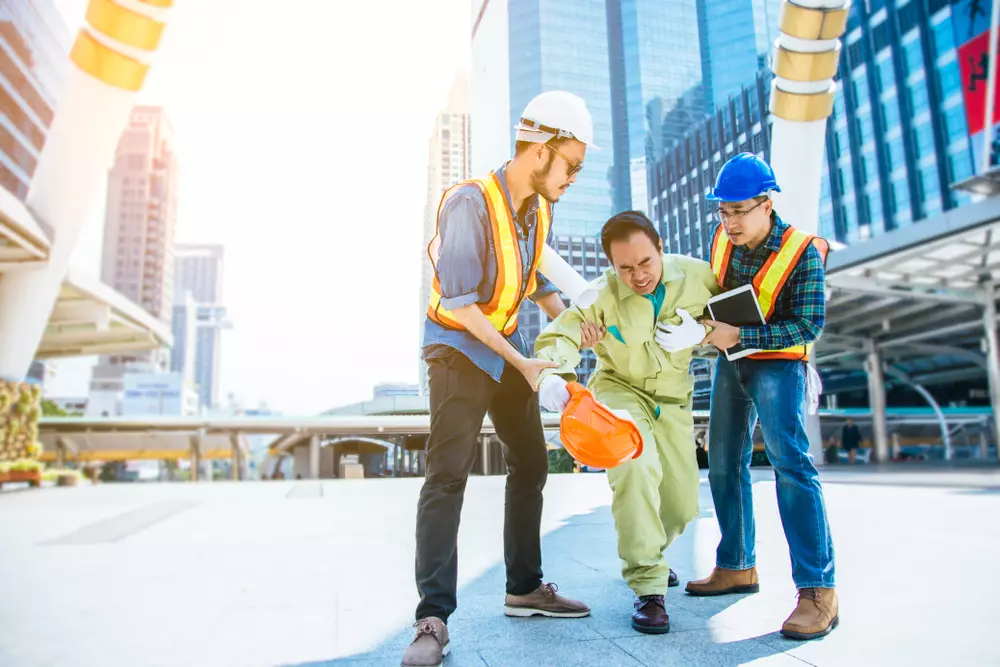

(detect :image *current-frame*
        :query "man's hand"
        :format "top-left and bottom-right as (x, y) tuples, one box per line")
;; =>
(515, 357), (559, 391)
(538, 375), (570, 413)
(701, 320), (740, 350)
(580, 320), (605, 350)
(654, 308), (706, 353)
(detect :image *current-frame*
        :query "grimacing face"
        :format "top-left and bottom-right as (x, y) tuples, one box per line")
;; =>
(530, 139), (586, 203)
(609, 230), (663, 296)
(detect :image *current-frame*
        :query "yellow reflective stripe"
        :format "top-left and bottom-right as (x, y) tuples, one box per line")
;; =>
(481, 176), (520, 331)
(70, 29), (149, 91)
(756, 229), (810, 318)
(711, 229), (730, 284)
(86, 0), (166, 51)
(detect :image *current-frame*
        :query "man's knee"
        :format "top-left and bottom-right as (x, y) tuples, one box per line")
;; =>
(608, 445), (661, 495)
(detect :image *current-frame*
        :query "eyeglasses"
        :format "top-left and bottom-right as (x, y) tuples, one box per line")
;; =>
(711, 198), (766, 222)
(544, 143), (584, 177)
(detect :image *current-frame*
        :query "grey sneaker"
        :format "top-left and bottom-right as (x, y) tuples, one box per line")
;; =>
(504, 582), (590, 618)
(401, 617), (450, 667)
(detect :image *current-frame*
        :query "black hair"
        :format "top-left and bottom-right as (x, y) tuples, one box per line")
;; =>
(600, 210), (661, 260)
(514, 137), (570, 156)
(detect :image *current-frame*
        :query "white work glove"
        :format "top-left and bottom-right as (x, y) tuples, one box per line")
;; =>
(654, 308), (706, 353)
(806, 364), (823, 415)
(538, 375), (570, 413)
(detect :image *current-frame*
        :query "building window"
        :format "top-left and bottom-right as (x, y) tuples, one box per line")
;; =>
(903, 37), (923, 78)
(932, 17), (955, 57)
(913, 123), (935, 159)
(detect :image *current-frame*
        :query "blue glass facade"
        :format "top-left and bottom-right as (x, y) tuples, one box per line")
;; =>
(509, 0), (615, 238)
(698, 0), (760, 113)
(819, 0), (973, 244)
(0, 0), (69, 201)
(654, 0), (975, 251)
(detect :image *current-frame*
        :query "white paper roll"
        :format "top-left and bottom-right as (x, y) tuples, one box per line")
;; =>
(538, 245), (599, 307)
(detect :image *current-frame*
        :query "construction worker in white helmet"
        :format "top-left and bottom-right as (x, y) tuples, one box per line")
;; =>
(403, 91), (602, 667)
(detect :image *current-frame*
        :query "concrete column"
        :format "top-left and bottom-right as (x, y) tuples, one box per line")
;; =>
(982, 287), (1000, 462)
(189, 434), (202, 483)
(309, 435), (321, 479)
(56, 438), (67, 468)
(864, 340), (890, 463)
(0, 1), (174, 382)
(481, 435), (490, 475)
(229, 433), (243, 481)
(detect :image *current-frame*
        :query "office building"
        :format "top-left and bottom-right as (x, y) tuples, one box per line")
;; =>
(0, 0), (70, 202)
(89, 106), (180, 414)
(652, 0), (978, 253)
(419, 73), (471, 393)
(472, 0), (615, 237)
(819, 0), (974, 243)
(172, 244), (228, 411)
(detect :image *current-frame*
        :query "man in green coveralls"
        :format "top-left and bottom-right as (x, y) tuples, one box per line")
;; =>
(534, 210), (719, 634)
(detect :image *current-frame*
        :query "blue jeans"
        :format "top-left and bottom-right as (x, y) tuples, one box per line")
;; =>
(708, 356), (835, 589)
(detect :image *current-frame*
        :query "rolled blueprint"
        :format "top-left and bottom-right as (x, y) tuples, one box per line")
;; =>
(538, 245), (599, 307)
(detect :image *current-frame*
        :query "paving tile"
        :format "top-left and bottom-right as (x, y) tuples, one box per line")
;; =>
(479, 638), (644, 666)
(611, 625), (805, 667)
(1, 472), (999, 667)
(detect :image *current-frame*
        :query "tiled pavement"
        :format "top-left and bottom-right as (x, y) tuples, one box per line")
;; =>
(0, 468), (997, 666)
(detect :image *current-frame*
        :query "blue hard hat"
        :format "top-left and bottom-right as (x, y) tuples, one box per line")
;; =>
(706, 152), (781, 202)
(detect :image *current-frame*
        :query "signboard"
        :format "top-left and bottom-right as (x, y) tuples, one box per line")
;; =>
(954, 0), (1000, 168)
(122, 372), (187, 416)
(957, 28), (1000, 135)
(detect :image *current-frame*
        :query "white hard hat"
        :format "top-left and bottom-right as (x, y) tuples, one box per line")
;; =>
(515, 91), (598, 149)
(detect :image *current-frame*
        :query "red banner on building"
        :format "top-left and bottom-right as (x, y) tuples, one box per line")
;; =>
(959, 28), (1000, 136)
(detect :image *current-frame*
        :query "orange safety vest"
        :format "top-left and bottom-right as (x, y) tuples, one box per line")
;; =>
(710, 223), (829, 361)
(426, 172), (551, 337)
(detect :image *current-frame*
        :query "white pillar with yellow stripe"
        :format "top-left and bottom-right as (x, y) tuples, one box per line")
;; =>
(0, 0), (174, 382)
(768, 0), (850, 237)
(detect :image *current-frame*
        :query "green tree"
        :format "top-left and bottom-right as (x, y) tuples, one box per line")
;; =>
(547, 448), (575, 474)
(41, 400), (68, 417)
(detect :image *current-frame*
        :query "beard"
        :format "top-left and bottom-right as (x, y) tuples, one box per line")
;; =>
(531, 153), (565, 202)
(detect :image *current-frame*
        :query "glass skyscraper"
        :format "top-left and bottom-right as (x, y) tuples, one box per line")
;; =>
(507, 0), (616, 238)
(608, 0), (707, 212)
(819, 0), (973, 244)
(652, 0), (977, 251)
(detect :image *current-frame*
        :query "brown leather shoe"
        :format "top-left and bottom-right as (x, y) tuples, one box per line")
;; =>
(685, 567), (759, 597)
(401, 617), (449, 667)
(631, 595), (670, 634)
(504, 582), (590, 618)
(781, 588), (839, 640)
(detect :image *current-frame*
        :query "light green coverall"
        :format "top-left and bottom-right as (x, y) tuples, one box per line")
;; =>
(535, 254), (721, 596)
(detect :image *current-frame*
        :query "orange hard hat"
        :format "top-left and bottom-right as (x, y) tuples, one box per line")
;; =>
(559, 382), (643, 470)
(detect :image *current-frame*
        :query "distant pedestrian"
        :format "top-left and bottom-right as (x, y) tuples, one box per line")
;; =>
(841, 419), (862, 465)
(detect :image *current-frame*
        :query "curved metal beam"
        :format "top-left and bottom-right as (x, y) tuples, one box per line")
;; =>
(882, 343), (986, 369)
(884, 366), (952, 461)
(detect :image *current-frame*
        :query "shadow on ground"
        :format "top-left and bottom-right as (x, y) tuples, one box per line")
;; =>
(280, 498), (799, 667)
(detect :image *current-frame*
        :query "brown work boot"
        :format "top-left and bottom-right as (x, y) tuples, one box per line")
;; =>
(401, 617), (449, 667)
(685, 566), (759, 596)
(781, 588), (839, 640)
(504, 582), (590, 618)
(631, 594), (670, 634)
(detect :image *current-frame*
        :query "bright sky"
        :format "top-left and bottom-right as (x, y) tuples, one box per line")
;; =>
(46, 0), (472, 414)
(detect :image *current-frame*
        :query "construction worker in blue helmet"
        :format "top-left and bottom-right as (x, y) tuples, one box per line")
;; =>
(667, 153), (839, 640)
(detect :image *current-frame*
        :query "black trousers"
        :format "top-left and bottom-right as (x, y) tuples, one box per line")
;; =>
(414, 347), (549, 623)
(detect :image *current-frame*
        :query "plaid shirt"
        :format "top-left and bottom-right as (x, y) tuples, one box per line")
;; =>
(711, 216), (826, 351)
